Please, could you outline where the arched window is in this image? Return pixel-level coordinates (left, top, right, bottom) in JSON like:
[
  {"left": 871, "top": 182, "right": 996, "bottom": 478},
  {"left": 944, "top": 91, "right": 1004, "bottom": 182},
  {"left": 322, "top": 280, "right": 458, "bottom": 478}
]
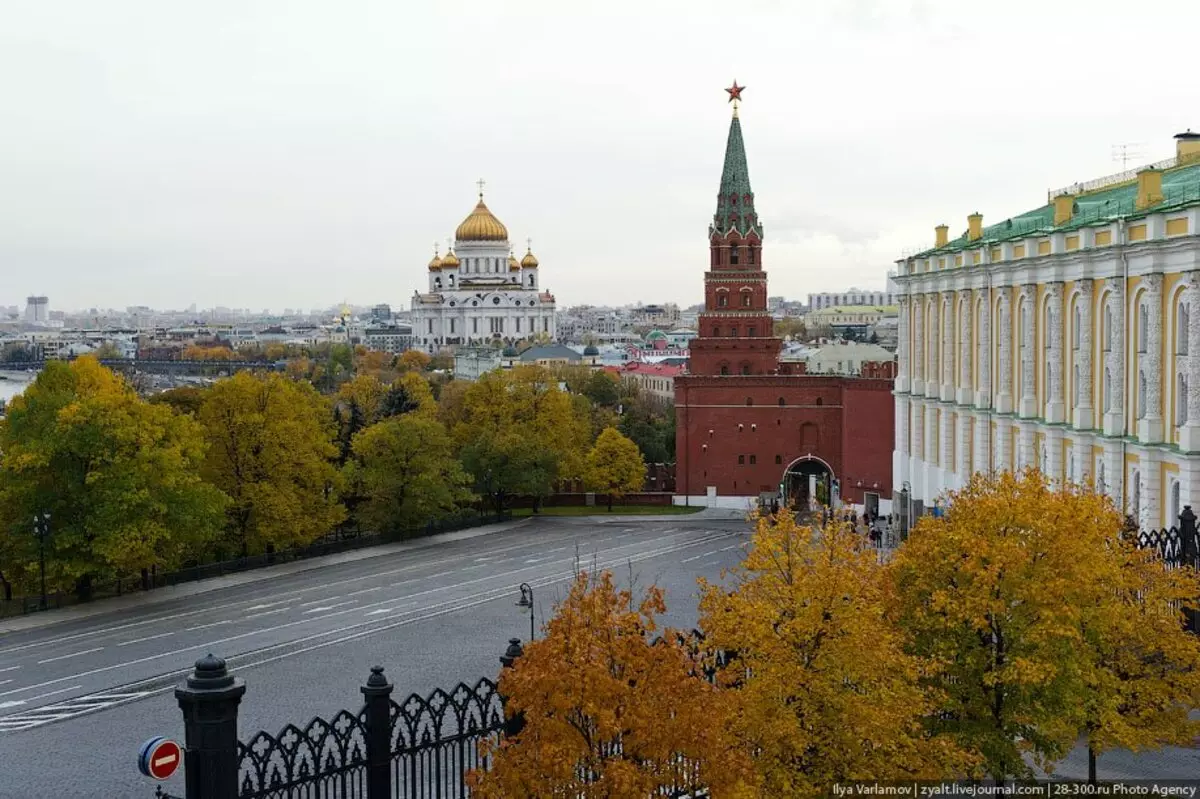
[
  {"left": 778, "top": 397, "right": 785, "bottom": 407},
  {"left": 1073, "top": 305, "right": 1081, "bottom": 351},
  {"left": 745, "top": 397, "right": 753, "bottom": 406},
  {"left": 718, "top": 294, "right": 728, "bottom": 308},
  {"left": 815, "top": 397, "right": 823, "bottom": 406},
  {"left": 741, "top": 364, "right": 751, "bottom": 375},
  {"left": 720, "top": 364, "right": 729, "bottom": 375},
  {"left": 1074, "top": 364, "right": 1081, "bottom": 405},
  {"left": 747, "top": 247, "right": 756, "bottom": 264},
  {"left": 1178, "top": 301, "right": 1190, "bottom": 355},
  {"left": 1138, "top": 370, "right": 1147, "bottom": 419},
  {"left": 1138, "top": 303, "right": 1149, "bottom": 353},
  {"left": 1104, "top": 305, "right": 1113, "bottom": 352},
  {"left": 729, "top": 244, "right": 739, "bottom": 266},
  {"left": 742, "top": 293, "right": 752, "bottom": 307},
  {"left": 1178, "top": 373, "right": 1189, "bottom": 425}
]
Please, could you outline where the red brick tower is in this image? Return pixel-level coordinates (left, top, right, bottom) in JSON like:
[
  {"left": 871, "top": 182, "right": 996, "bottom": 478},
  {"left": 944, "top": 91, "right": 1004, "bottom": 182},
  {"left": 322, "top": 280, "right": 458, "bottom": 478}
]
[{"left": 687, "top": 83, "right": 782, "bottom": 377}]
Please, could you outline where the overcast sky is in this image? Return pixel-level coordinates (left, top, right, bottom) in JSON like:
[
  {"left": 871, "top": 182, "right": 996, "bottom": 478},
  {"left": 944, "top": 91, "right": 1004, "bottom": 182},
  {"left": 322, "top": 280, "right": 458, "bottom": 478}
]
[{"left": 3, "top": 1, "right": 1198, "bottom": 314}]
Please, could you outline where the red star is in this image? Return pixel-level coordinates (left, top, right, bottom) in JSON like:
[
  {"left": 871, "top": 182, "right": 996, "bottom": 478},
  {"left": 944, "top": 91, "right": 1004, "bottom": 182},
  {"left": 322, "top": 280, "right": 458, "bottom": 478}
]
[{"left": 725, "top": 81, "right": 746, "bottom": 103}]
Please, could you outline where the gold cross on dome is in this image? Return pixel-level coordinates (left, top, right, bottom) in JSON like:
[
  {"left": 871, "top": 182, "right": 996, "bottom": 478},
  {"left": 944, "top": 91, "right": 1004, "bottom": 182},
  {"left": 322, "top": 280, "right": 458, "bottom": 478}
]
[
  {"left": 476, "top": 178, "right": 486, "bottom": 198},
  {"left": 432, "top": 241, "right": 439, "bottom": 256},
  {"left": 526, "top": 237, "right": 533, "bottom": 251}
]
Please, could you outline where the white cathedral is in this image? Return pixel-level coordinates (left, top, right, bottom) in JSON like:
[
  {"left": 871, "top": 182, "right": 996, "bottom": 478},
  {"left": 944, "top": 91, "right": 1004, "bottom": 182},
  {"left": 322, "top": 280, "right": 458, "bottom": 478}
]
[{"left": 411, "top": 190, "right": 556, "bottom": 352}]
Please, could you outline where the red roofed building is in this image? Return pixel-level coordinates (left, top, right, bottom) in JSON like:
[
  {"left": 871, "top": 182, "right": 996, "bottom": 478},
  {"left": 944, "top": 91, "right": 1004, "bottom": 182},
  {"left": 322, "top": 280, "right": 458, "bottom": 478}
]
[
  {"left": 616, "top": 361, "right": 685, "bottom": 407},
  {"left": 674, "top": 92, "right": 895, "bottom": 514}
]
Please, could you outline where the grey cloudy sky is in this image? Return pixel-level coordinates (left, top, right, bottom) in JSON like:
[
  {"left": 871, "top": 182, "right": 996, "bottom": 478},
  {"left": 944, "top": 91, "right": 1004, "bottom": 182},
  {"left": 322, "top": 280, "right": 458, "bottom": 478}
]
[{"left": 3, "top": 0, "right": 1197, "bottom": 314}]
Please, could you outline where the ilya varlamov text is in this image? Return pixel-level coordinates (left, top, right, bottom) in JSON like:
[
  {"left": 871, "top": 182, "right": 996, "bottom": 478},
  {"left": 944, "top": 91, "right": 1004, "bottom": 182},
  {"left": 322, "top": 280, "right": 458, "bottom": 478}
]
[{"left": 830, "top": 786, "right": 1199, "bottom": 799}]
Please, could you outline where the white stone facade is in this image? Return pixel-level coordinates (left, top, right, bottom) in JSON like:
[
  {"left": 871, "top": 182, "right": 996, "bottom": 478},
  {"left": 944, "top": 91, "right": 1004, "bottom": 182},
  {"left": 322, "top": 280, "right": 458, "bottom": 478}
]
[{"left": 894, "top": 206, "right": 1200, "bottom": 530}]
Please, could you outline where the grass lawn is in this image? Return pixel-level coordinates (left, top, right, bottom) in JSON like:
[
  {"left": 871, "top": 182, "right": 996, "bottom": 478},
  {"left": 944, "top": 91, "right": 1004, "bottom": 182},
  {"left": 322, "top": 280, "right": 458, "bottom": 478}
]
[{"left": 512, "top": 505, "right": 706, "bottom": 517}]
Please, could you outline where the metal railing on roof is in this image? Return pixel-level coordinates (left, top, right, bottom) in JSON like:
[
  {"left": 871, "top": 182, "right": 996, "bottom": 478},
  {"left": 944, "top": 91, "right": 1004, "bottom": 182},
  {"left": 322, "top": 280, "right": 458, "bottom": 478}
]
[{"left": 1047, "top": 150, "right": 1200, "bottom": 202}]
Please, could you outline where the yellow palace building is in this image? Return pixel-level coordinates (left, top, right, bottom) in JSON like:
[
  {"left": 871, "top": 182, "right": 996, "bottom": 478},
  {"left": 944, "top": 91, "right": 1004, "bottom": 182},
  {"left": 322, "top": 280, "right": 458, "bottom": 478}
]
[{"left": 894, "top": 130, "right": 1200, "bottom": 529}]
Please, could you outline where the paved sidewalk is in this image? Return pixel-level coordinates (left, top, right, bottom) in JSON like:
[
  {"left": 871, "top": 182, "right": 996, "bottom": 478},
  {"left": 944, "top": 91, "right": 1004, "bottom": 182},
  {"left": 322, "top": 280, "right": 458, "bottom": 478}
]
[
  {"left": 0, "top": 517, "right": 531, "bottom": 636},
  {"left": 586, "top": 507, "right": 753, "bottom": 522}
]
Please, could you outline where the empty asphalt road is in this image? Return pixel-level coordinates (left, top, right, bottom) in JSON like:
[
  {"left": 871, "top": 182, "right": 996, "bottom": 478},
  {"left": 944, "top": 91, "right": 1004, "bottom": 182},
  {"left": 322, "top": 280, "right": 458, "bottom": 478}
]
[{"left": 0, "top": 511, "right": 749, "bottom": 798}]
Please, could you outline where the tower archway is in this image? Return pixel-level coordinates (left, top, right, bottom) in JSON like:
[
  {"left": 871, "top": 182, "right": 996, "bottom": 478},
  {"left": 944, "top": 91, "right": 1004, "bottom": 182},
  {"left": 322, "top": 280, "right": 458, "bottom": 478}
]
[{"left": 781, "top": 454, "right": 834, "bottom": 513}]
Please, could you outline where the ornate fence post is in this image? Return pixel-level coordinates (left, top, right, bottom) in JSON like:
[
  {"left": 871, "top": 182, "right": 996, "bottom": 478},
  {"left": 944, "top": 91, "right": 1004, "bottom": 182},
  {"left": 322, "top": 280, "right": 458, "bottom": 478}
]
[
  {"left": 499, "top": 638, "right": 525, "bottom": 738},
  {"left": 1181, "top": 506, "right": 1199, "bottom": 633},
  {"left": 360, "top": 665, "right": 393, "bottom": 799},
  {"left": 175, "top": 654, "right": 246, "bottom": 799}
]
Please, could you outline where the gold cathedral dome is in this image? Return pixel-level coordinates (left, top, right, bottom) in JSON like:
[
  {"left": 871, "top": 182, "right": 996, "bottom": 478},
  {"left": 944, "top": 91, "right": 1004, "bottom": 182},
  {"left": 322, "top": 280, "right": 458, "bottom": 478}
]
[
  {"left": 520, "top": 246, "right": 539, "bottom": 268},
  {"left": 440, "top": 248, "right": 460, "bottom": 268},
  {"left": 454, "top": 196, "right": 509, "bottom": 242},
  {"left": 428, "top": 250, "right": 443, "bottom": 271},
  {"left": 508, "top": 252, "right": 521, "bottom": 271}
]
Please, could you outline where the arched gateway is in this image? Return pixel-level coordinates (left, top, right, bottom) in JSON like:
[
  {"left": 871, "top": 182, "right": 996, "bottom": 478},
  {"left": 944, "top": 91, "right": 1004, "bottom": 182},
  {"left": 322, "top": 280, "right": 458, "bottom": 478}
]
[{"left": 781, "top": 455, "right": 834, "bottom": 512}]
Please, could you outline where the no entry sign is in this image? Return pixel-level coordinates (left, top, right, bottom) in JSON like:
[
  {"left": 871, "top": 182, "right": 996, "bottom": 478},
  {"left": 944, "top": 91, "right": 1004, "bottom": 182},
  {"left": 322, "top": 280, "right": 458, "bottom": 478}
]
[{"left": 138, "top": 736, "right": 182, "bottom": 781}]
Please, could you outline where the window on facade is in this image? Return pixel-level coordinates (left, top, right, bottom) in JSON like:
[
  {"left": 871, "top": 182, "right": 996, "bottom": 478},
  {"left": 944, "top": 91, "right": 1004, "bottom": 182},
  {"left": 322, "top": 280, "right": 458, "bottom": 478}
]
[
  {"left": 427, "top": 320, "right": 433, "bottom": 334},
  {"left": 1104, "top": 306, "right": 1113, "bottom": 352},
  {"left": 747, "top": 248, "right": 755, "bottom": 264},
  {"left": 731, "top": 326, "right": 739, "bottom": 336},
  {"left": 472, "top": 318, "right": 479, "bottom": 334},
  {"left": 730, "top": 246, "right": 739, "bottom": 265},
  {"left": 778, "top": 397, "right": 785, "bottom": 406},
  {"left": 1139, "top": 303, "right": 1148, "bottom": 353},
  {"left": 720, "top": 365, "right": 729, "bottom": 375},
  {"left": 742, "top": 293, "right": 752, "bottom": 307},
  {"left": 816, "top": 397, "right": 823, "bottom": 406},
  {"left": 741, "top": 364, "right": 751, "bottom": 375},
  {"left": 775, "top": 454, "right": 782, "bottom": 464},
  {"left": 718, "top": 294, "right": 728, "bottom": 308},
  {"left": 749, "top": 326, "right": 756, "bottom": 337},
  {"left": 738, "top": 455, "right": 745, "bottom": 465},
  {"left": 490, "top": 317, "right": 504, "bottom": 334},
  {"left": 1179, "top": 301, "right": 1190, "bottom": 355},
  {"left": 1074, "top": 364, "right": 1081, "bottom": 406},
  {"left": 543, "top": 318, "right": 549, "bottom": 332},
  {"left": 515, "top": 318, "right": 521, "bottom": 333},
  {"left": 745, "top": 397, "right": 753, "bottom": 406},
  {"left": 749, "top": 455, "right": 757, "bottom": 465},
  {"left": 1073, "top": 306, "right": 1080, "bottom": 350},
  {"left": 1179, "top": 373, "right": 1189, "bottom": 425},
  {"left": 450, "top": 319, "right": 456, "bottom": 334}
]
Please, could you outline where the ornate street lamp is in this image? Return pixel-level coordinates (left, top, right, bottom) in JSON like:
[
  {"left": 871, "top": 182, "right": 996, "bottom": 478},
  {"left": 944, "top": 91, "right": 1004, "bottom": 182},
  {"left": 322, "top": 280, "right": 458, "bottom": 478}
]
[
  {"left": 899, "top": 481, "right": 911, "bottom": 542},
  {"left": 34, "top": 512, "right": 51, "bottom": 610},
  {"left": 516, "top": 582, "right": 535, "bottom": 641}
]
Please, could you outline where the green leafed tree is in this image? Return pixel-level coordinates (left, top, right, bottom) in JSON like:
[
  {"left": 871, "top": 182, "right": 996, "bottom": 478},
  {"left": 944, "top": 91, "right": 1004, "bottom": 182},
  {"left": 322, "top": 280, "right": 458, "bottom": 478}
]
[
  {"left": 198, "top": 371, "right": 345, "bottom": 555},
  {"left": 0, "top": 358, "right": 228, "bottom": 597},
  {"left": 585, "top": 427, "right": 646, "bottom": 511},
  {"left": 344, "top": 415, "right": 472, "bottom": 536}
]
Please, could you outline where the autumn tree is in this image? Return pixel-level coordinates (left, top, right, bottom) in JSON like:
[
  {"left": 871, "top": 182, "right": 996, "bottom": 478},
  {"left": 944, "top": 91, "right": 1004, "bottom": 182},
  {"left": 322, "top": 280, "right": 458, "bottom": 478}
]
[
  {"left": 581, "top": 370, "right": 620, "bottom": 408},
  {"left": 471, "top": 571, "right": 753, "bottom": 799},
  {"left": 888, "top": 470, "right": 1146, "bottom": 781},
  {"left": 149, "top": 385, "right": 208, "bottom": 416},
  {"left": 618, "top": 394, "right": 676, "bottom": 464},
  {"left": 182, "top": 344, "right": 236, "bottom": 361},
  {"left": 585, "top": 428, "right": 646, "bottom": 511},
  {"left": 92, "top": 342, "right": 123, "bottom": 359},
  {"left": 198, "top": 372, "right": 344, "bottom": 555},
  {"left": 453, "top": 366, "right": 590, "bottom": 511},
  {"left": 397, "top": 349, "right": 431, "bottom": 373},
  {"left": 0, "top": 358, "right": 227, "bottom": 596},
  {"left": 701, "top": 510, "right": 973, "bottom": 794},
  {"left": 345, "top": 415, "right": 472, "bottom": 536},
  {"left": 336, "top": 374, "right": 388, "bottom": 423}
]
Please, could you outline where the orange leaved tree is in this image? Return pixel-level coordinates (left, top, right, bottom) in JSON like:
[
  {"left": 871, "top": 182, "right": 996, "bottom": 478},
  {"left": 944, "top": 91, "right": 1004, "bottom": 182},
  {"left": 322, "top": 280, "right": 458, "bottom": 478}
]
[
  {"left": 700, "top": 510, "right": 974, "bottom": 795},
  {"left": 469, "top": 570, "right": 753, "bottom": 798}
]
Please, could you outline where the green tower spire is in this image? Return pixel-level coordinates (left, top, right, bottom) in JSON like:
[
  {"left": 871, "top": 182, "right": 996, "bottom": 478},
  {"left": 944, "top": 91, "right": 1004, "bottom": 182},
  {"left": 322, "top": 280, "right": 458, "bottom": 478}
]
[{"left": 711, "top": 111, "right": 761, "bottom": 239}]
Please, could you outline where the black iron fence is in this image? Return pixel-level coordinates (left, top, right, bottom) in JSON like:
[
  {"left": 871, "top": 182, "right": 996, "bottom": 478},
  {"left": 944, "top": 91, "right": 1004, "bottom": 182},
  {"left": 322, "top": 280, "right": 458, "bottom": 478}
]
[
  {"left": 161, "top": 636, "right": 714, "bottom": 799},
  {"left": 1, "top": 512, "right": 510, "bottom": 619},
  {"left": 1130, "top": 505, "right": 1200, "bottom": 633}
]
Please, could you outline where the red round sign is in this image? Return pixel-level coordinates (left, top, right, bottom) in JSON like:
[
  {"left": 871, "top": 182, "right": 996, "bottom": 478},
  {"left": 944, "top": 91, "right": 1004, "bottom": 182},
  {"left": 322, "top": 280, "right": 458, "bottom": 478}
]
[{"left": 145, "top": 738, "right": 182, "bottom": 780}]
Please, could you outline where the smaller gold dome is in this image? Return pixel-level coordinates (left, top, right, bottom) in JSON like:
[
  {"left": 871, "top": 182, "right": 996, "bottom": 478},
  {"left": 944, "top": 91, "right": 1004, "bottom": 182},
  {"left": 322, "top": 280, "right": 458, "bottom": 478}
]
[
  {"left": 455, "top": 198, "right": 509, "bottom": 242},
  {"left": 508, "top": 253, "right": 521, "bottom": 271},
  {"left": 428, "top": 252, "right": 443, "bottom": 271},
  {"left": 520, "top": 247, "right": 539, "bottom": 268},
  {"left": 440, "top": 248, "right": 460, "bottom": 268}
]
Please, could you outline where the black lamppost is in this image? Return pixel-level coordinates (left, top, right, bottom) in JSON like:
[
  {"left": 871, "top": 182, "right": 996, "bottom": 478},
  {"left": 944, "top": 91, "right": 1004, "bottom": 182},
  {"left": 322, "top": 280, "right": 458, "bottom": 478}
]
[
  {"left": 898, "top": 481, "right": 911, "bottom": 542},
  {"left": 34, "top": 512, "right": 50, "bottom": 610},
  {"left": 516, "top": 583, "right": 535, "bottom": 641}
]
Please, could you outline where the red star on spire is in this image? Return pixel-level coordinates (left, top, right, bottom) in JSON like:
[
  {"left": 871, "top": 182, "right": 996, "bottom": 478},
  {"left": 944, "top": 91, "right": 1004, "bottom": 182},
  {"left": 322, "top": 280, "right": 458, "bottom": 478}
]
[{"left": 725, "top": 81, "right": 746, "bottom": 103}]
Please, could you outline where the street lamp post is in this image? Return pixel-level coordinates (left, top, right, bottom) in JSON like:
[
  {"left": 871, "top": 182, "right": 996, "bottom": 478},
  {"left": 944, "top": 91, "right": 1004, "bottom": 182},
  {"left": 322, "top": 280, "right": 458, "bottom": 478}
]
[
  {"left": 34, "top": 512, "right": 51, "bottom": 610},
  {"left": 516, "top": 582, "right": 535, "bottom": 641},
  {"left": 899, "top": 481, "right": 911, "bottom": 542}
]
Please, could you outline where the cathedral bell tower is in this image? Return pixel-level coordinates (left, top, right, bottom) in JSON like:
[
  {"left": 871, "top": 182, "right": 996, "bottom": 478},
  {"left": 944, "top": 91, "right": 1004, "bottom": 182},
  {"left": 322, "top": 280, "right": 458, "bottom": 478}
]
[{"left": 687, "top": 83, "right": 782, "bottom": 377}]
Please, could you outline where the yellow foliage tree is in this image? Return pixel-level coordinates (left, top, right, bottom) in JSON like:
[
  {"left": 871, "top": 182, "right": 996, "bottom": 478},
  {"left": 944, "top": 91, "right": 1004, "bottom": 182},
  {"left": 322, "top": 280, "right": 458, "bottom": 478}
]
[
  {"left": 700, "top": 510, "right": 973, "bottom": 795},
  {"left": 397, "top": 349, "right": 431, "bottom": 373},
  {"left": 336, "top": 374, "right": 388, "bottom": 423},
  {"left": 182, "top": 344, "right": 236, "bottom": 361},
  {"left": 886, "top": 470, "right": 1199, "bottom": 782},
  {"left": 585, "top": 427, "right": 646, "bottom": 511},
  {"left": 471, "top": 571, "right": 753, "bottom": 799},
  {"left": 198, "top": 372, "right": 345, "bottom": 555}
]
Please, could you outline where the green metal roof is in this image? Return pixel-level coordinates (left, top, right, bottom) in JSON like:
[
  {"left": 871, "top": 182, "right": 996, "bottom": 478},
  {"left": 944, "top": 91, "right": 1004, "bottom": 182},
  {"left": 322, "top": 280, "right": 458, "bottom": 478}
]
[
  {"left": 710, "top": 115, "right": 762, "bottom": 238},
  {"left": 915, "top": 160, "right": 1200, "bottom": 258}
]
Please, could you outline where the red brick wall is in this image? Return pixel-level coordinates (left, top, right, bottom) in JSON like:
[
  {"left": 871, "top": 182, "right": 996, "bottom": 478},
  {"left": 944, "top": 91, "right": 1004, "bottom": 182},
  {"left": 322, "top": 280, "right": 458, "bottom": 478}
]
[{"left": 676, "top": 375, "right": 893, "bottom": 503}]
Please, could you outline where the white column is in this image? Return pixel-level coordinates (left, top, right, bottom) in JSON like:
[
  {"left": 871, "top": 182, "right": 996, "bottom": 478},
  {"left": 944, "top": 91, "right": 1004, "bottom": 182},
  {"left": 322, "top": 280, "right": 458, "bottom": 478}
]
[
  {"left": 927, "top": 296, "right": 939, "bottom": 399},
  {"left": 896, "top": 298, "right": 910, "bottom": 393},
  {"left": 1180, "top": 457, "right": 1200, "bottom": 520},
  {"left": 941, "top": 297, "right": 955, "bottom": 402},
  {"left": 1046, "top": 282, "right": 1066, "bottom": 423},
  {"left": 997, "top": 291, "right": 1013, "bottom": 414},
  {"left": 911, "top": 295, "right": 924, "bottom": 395},
  {"left": 995, "top": 419, "right": 1012, "bottom": 473},
  {"left": 1047, "top": 427, "right": 1064, "bottom": 485},
  {"left": 910, "top": 398, "right": 925, "bottom": 499},
  {"left": 1019, "top": 284, "right": 1038, "bottom": 418},
  {"left": 1141, "top": 449, "right": 1161, "bottom": 528},
  {"left": 1018, "top": 423, "right": 1035, "bottom": 472},
  {"left": 1103, "top": 440, "right": 1125, "bottom": 513},
  {"left": 1104, "top": 277, "right": 1126, "bottom": 436},
  {"left": 894, "top": 395, "right": 910, "bottom": 488},
  {"left": 974, "top": 413, "right": 990, "bottom": 474},
  {"left": 925, "top": 405, "right": 938, "bottom": 499},
  {"left": 1075, "top": 280, "right": 1094, "bottom": 430},
  {"left": 976, "top": 290, "right": 991, "bottom": 409},
  {"left": 941, "top": 409, "right": 954, "bottom": 482},
  {"left": 958, "top": 290, "right": 973, "bottom": 405},
  {"left": 1181, "top": 272, "right": 1200, "bottom": 451},
  {"left": 958, "top": 411, "right": 973, "bottom": 481},
  {"left": 1138, "top": 273, "right": 1164, "bottom": 443}
]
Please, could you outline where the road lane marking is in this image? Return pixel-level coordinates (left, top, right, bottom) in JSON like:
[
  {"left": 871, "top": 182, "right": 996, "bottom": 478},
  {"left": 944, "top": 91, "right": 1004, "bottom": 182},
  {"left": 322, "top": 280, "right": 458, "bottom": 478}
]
[
  {"left": 0, "top": 530, "right": 738, "bottom": 708},
  {"left": 302, "top": 600, "right": 357, "bottom": 614},
  {"left": 244, "top": 600, "right": 292, "bottom": 611},
  {"left": 0, "top": 680, "right": 10, "bottom": 687},
  {"left": 37, "top": 647, "right": 104, "bottom": 664},
  {"left": 0, "top": 520, "right": 703, "bottom": 655},
  {"left": 0, "top": 666, "right": 20, "bottom": 674},
  {"left": 118, "top": 632, "right": 175, "bottom": 647},
  {"left": 184, "top": 620, "right": 231, "bottom": 632},
  {"left": 243, "top": 607, "right": 292, "bottom": 620},
  {"left": 0, "top": 685, "right": 83, "bottom": 708},
  {"left": 719, "top": 545, "right": 740, "bottom": 552}
]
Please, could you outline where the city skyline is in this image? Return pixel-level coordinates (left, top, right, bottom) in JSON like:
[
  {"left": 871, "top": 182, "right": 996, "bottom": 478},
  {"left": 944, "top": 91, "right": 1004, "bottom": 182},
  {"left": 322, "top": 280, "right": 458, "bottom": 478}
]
[{"left": 2, "top": 0, "right": 1196, "bottom": 311}]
